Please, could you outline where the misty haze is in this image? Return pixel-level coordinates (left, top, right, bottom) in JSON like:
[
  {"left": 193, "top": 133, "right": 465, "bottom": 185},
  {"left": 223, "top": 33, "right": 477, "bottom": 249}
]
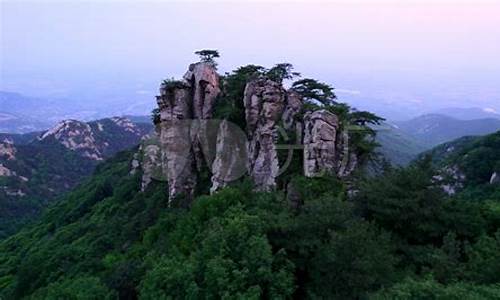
[{"left": 1, "top": 1, "right": 500, "bottom": 299}]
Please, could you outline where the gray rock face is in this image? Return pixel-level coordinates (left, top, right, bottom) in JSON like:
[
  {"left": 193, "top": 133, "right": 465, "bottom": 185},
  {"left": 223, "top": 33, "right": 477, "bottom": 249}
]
[
  {"left": 491, "top": 172, "right": 500, "bottom": 184},
  {"left": 156, "top": 63, "right": 221, "bottom": 201},
  {"left": 39, "top": 120, "right": 103, "bottom": 160},
  {"left": 184, "top": 62, "right": 221, "bottom": 171},
  {"left": 303, "top": 110, "right": 339, "bottom": 177},
  {"left": 282, "top": 90, "right": 303, "bottom": 131},
  {"left": 130, "top": 131, "right": 169, "bottom": 191},
  {"left": 336, "top": 129, "right": 358, "bottom": 178},
  {"left": 0, "top": 141, "right": 16, "bottom": 161},
  {"left": 244, "top": 78, "right": 286, "bottom": 191},
  {"left": 141, "top": 144, "right": 162, "bottom": 190},
  {"left": 210, "top": 120, "right": 248, "bottom": 193},
  {"left": 0, "top": 163, "right": 14, "bottom": 177},
  {"left": 157, "top": 85, "right": 196, "bottom": 201},
  {"left": 183, "top": 62, "right": 221, "bottom": 119},
  {"left": 153, "top": 60, "right": 365, "bottom": 201}
]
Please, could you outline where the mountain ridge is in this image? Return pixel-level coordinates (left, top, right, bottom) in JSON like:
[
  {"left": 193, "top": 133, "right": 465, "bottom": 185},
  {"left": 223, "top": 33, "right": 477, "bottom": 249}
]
[{"left": 0, "top": 117, "right": 153, "bottom": 237}]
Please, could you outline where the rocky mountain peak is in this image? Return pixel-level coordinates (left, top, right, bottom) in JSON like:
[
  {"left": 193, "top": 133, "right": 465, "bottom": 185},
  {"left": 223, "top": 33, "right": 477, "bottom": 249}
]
[
  {"left": 147, "top": 59, "right": 363, "bottom": 202},
  {"left": 109, "top": 117, "right": 144, "bottom": 135},
  {"left": 37, "top": 117, "right": 151, "bottom": 161},
  {"left": 154, "top": 62, "right": 221, "bottom": 201},
  {"left": 183, "top": 62, "right": 221, "bottom": 119},
  {"left": 39, "top": 119, "right": 103, "bottom": 160}
]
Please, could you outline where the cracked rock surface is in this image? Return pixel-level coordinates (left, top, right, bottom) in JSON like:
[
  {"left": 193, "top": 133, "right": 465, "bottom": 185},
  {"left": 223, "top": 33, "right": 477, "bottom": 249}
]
[
  {"left": 303, "top": 110, "right": 339, "bottom": 177},
  {"left": 244, "top": 78, "right": 286, "bottom": 191}
]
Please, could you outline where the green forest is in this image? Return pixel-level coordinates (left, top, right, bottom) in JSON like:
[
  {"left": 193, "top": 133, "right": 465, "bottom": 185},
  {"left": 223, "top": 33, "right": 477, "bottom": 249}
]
[
  {"left": 1, "top": 59, "right": 500, "bottom": 299},
  {"left": 0, "top": 131, "right": 499, "bottom": 299}
]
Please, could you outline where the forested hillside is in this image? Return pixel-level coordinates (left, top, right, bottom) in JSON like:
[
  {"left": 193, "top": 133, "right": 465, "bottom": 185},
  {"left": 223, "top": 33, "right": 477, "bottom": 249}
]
[
  {"left": 1, "top": 55, "right": 499, "bottom": 298},
  {"left": 0, "top": 117, "right": 152, "bottom": 237},
  {"left": 1, "top": 141, "right": 499, "bottom": 298}
]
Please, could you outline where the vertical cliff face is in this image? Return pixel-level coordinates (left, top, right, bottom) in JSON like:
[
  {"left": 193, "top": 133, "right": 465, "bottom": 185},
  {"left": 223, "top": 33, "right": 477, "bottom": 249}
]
[
  {"left": 282, "top": 90, "right": 303, "bottom": 132},
  {"left": 210, "top": 120, "right": 248, "bottom": 193},
  {"left": 303, "top": 110, "right": 339, "bottom": 177},
  {"left": 244, "top": 78, "right": 286, "bottom": 191},
  {"left": 155, "top": 63, "right": 222, "bottom": 201},
  {"left": 157, "top": 86, "right": 196, "bottom": 201},
  {"left": 184, "top": 62, "right": 221, "bottom": 172},
  {"left": 183, "top": 62, "right": 221, "bottom": 119},
  {"left": 336, "top": 129, "right": 358, "bottom": 178},
  {"left": 152, "top": 59, "right": 364, "bottom": 203}
]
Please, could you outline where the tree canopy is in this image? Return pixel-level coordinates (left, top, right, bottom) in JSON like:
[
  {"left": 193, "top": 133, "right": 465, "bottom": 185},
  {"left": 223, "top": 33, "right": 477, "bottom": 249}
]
[
  {"left": 292, "top": 78, "right": 336, "bottom": 106},
  {"left": 194, "top": 49, "right": 220, "bottom": 65},
  {"left": 266, "top": 63, "right": 300, "bottom": 83}
]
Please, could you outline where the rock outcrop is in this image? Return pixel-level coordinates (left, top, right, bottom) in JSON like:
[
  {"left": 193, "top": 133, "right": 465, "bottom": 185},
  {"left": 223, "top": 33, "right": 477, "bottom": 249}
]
[
  {"left": 303, "top": 110, "right": 339, "bottom": 177},
  {"left": 38, "top": 118, "right": 150, "bottom": 161},
  {"left": 40, "top": 120, "right": 103, "bottom": 160},
  {"left": 130, "top": 133, "right": 165, "bottom": 191},
  {"left": 0, "top": 141, "right": 16, "bottom": 161},
  {"left": 210, "top": 120, "right": 248, "bottom": 193},
  {"left": 184, "top": 63, "right": 221, "bottom": 171},
  {"left": 491, "top": 172, "right": 500, "bottom": 185},
  {"left": 336, "top": 129, "right": 358, "bottom": 178},
  {"left": 244, "top": 78, "right": 286, "bottom": 191},
  {"left": 109, "top": 117, "right": 145, "bottom": 135},
  {"left": 155, "top": 62, "right": 221, "bottom": 201},
  {"left": 433, "top": 165, "right": 466, "bottom": 195},
  {"left": 151, "top": 59, "right": 365, "bottom": 203},
  {"left": 282, "top": 90, "right": 303, "bottom": 131},
  {"left": 0, "top": 163, "right": 13, "bottom": 177},
  {"left": 157, "top": 84, "right": 197, "bottom": 201},
  {"left": 183, "top": 62, "right": 221, "bottom": 119}
]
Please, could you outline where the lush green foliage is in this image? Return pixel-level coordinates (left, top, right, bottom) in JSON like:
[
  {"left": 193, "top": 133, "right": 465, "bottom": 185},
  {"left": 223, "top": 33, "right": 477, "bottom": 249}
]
[
  {"left": 1, "top": 142, "right": 499, "bottom": 299},
  {"left": 291, "top": 78, "right": 336, "bottom": 107},
  {"left": 266, "top": 63, "right": 300, "bottom": 84}
]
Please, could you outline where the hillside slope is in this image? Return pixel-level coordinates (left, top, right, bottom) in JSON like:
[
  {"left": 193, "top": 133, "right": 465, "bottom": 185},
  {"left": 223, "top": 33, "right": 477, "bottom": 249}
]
[
  {"left": 375, "top": 123, "right": 428, "bottom": 166},
  {"left": 0, "top": 117, "right": 152, "bottom": 237},
  {"left": 426, "top": 130, "right": 500, "bottom": 191},
  {"left": 1, "top": 139, "right": 499, "bottom": 299}
]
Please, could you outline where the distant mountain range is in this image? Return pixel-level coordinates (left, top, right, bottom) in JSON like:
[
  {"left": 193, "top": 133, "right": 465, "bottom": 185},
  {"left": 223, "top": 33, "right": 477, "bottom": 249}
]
[
  {"left": 377, "top": 113, "right": 500, "bottom": 165},
  {"left": 431, "top": 107, "right": 500, "bottom": 120},
  {"left": 0, "top": 91, "right": 153, "bottom": 133},
  {"left": 3, "top": 89, "right": 500, "bottom": 170},
  {"left": 0, "top": 117, "right": 153, "bottom": 237},
  {"left": 394, "top": 114, "right": 500, "bottom": 147}
]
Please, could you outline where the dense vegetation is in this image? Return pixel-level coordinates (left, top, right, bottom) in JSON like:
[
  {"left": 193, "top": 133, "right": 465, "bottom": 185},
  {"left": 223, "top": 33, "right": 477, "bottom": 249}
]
[
  {"left": 426, "top": 131, "right": 500, "bottom": 187},
  {"left": 1, "top": 130, "right": 499, "bottom": 299},
  {"left": 0, "top": 118, "right": 152, "bottom": 238},
  {"left": 1, "top": 57, "right": 499, "bottom": 298}
]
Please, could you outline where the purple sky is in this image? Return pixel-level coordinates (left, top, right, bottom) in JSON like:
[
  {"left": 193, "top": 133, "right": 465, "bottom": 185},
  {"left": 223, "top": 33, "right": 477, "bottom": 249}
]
[{"left": 1, "top": 0, "right": 500, "bottom": 119}]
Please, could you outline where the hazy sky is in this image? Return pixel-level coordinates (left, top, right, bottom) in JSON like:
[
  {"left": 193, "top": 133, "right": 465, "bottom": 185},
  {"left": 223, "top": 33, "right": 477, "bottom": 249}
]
[{"left": 1, "top": 0, "right": 500, "bottom": 119}]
